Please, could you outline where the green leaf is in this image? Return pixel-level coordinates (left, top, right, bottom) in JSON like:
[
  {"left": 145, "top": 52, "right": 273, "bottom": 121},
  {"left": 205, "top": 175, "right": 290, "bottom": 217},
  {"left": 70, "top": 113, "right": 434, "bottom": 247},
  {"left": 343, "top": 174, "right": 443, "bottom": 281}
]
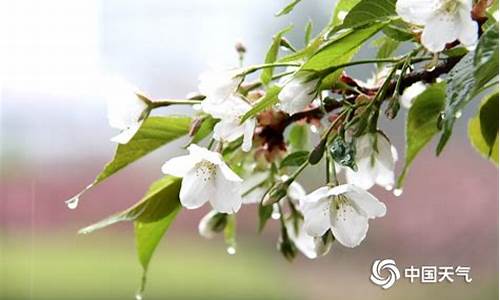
[
  {"left": 80, "top": 175, "right": 183, "bottom": 294},
  {"left": 79, "top": 176, "right": 182, "bottom": 233},
  {"left": 241, "top": 85, "right": 282, "bottom": 123},
  {"left": 474, "top": 24, "right": 499, "bottom": 88},
  {"left": 382, "top": 20, "right": 414, "bottom": 41},
  {"left": 261, "top": 26, "right": 293, "bottom": 86},
  {"left": 287, "top": 123, "right": 309, "bottom": 151},
  {"left": 374, "top": 35, "right": 400, "bottom": 69},
  {"left": 302, "top": 22, "right": 386, "bottom": 71},
  {"left": 304, "top": 20, "right": 313, "bottom": 46},
  {"left": 468, "top": 91, "right": 499, "bottom": 165},
  {"left": 437, "top": 25, "right": 499, "bottom": 154},
  {"left": 330, "top": 0, "right": 361, "bottom": 27},
  {"left": 73, "top": 116, "right": 190, "bottom": 199},
  {"left": 280, "top": 151, "right": 309, "bottom": 168},
  {"left": 258, "top": 203, "right": 273, "bottom": 232},
  {"left": 275, "top": 0, "right": 302, "bottom": 17},
  {"left": 339, "top": 0, "right": 396, "bottom": 29},
  {"left": 398, "top": 83, "right": 446, "bottom": 187},
  {"left": 190, "top": 116, "right": 218, "bottom": 144}
]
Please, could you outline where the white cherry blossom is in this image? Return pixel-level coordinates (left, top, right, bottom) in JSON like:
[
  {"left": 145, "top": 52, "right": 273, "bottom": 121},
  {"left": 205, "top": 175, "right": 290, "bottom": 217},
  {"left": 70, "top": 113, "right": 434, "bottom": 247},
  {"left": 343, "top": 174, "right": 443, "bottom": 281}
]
[
  {"left": 162, "top": 144, "right": 243, "bottom": 214},
  {"left": 199, "top": 69, "right": 242, "bottom": 104},
  {"left": 396, "top": 0, "right": 478, "bottom": 52},
  {"left": 345, "top": 132, "right": 398, "bottom": 190},
  {"left": 202, "top": 95, "right": 256, "bottom": 152},
  {"left": 106, "top": 83, "right": 150, "bottom": 144},
  {"left": 300, "top": 184, "right": 386, "bottom": 248},
  {"left": 285, "top": 218, "right": 332, "bottom": 259},
  {"left": 278, "top": 73, "right": 319, "bottom": 115}
]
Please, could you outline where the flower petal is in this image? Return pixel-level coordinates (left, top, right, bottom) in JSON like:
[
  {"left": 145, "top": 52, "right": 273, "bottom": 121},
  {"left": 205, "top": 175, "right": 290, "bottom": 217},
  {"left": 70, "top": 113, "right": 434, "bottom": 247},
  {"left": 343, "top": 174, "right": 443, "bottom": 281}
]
[
  {"left": 285, "top": 219, "right": 324, "bottom": 259},
  {"left": 345, "top": 158, "right": 376, "bottom": 190},
  {"left": 179, "top": 167, "right": 213, "bottom": 209},
  {"left": 396, "top": 0, "right": 438, "bottom": 25},
  {"left": 210, "top": 167, "right": 243, "bottom": 213},
  {"left": 213, "top": 120, "right": 244, "bottom": 142},
  {"left": 187, "top": 144, "right": 222, "bottom": 165},
  {"left": 218, "top": 163, "right": 243, "bottom": 182},
  {"left": 242, "top": 119, "right": 256, "bottom": 152},
  {"left": 333, "top": 184, "right": 387, "bottom": 218},
  {"left": 161, "top": 154, "right": 198, "bottom": 177},
  {"left": 287, "top": 181, "right": 306, "bottom": 205},
  {"left": 421, "top": 12, "right": 459, "bottom": 52},
  {"left": 457, "top": 8, "right": 478, "bottom": 47},
  {"left": 330, "top": 202, "right": 369, "bottom": 248},
  {"left": 301, "top": 194, "right": 331, "bottom": 237}
]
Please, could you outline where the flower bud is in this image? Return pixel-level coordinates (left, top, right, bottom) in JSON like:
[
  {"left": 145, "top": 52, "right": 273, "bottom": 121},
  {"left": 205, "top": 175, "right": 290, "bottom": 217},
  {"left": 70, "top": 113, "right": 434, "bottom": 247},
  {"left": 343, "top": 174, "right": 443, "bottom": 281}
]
[
  {"left": 262, "top": 181, "right": 290, "bottom": 206},
  {"left": 277, "top": 228, "right": 297, "bottom": 262},
  {"left": 198, "top": 211, "right": 228, "bottom": 239}
]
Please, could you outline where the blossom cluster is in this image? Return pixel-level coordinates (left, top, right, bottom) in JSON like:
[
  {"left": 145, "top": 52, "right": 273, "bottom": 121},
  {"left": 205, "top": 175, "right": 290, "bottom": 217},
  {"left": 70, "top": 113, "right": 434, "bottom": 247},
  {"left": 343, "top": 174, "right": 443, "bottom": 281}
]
[{"left": 77, "top": 0, "right": 492, "bottom": 265}]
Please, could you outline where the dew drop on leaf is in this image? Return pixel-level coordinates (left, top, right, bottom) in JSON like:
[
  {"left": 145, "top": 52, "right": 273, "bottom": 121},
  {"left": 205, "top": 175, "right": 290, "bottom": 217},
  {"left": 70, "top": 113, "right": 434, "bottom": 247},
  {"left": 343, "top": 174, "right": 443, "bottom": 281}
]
[
  {"left": 454, "top": 110, "right": 462, "bottom": 119},
  {"left": 393, "top": 188, "right": 403, "bottom": 197}
]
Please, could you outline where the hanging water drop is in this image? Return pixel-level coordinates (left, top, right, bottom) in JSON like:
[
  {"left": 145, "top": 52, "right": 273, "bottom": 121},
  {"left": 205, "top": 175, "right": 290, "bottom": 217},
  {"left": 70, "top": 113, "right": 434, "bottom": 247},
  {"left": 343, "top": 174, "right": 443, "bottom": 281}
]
[
  {"left": 384, "top": 185, "right": 393, "bottom": 191},
  {"left": 65, "top": 196, "right": 79, "bottom": 210},
  {"left": 135, "top": 292, "right": 143, "bottom": 300},
  {"left": 393, "top": 188, "right": 403, "bottom": 197},
  {"left": 310, "top": 125, "right": 318, "bottom": 134},
  {"left": 271, "top": 203, "right": 281, "bottom": 220},
  {"left": 226, "top": 246, "right": 236, "bottom": 255},
  {"left": 454, "top": 110, "right": 462, "bottom": 119}
]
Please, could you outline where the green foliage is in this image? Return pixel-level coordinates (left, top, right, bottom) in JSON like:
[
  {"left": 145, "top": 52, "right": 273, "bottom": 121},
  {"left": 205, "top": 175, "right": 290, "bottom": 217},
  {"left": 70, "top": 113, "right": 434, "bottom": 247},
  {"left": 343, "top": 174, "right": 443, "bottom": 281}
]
[
  {"left": 275, "top": 0, "right": 302, "bottom": 17},
  {"left": 302, "top": 23, "right": 386, "bottom": 71},
  {"left": 258, "top": 203, "right": 274, "bottom": 232},
  {"left": 330, "top": 0, "right": 361, "bottom": 27},
  {"left": 382, "top": 20, "right": 414, "bottom": 41},
  {"left": 287, "top": 123, "right": 309, "bottom": 151},
  {"left": 398, "top": 83, "right": 446, "bottom": 188},
  {"left": 339, "top": 0, "right": 396, "bottom": 29},
  {"left": 190, "top": 116, "right": 218, "bottom": 144},
  {"left": 261, "top": 26, "right": 293, "bottom": 86},
  {"left": 280, "top": 151, "right": 309, "bottom": 168},
  {"left": 73, "top": 116, "right": 190, "bottom": 200},
  {"left": 437, "top": 24, "right": 499, "bottom": 154},
  {"left": 304, "top": 20, "right": 313, "bottom": 46},
  {"left": 241, "top": 85, "right": 282, "bottom": 122},
  {"left": 80, "top": 176, "right": 182, "bottom": 293},
  {"left": 468, "top": 91, "right": 499, "bottom": 165},
  {"left": 474, "top": 24, "right": 499, "bottom": 88},
  {"left": 374, "top": 35, "right": 400, "bottom": 69}
]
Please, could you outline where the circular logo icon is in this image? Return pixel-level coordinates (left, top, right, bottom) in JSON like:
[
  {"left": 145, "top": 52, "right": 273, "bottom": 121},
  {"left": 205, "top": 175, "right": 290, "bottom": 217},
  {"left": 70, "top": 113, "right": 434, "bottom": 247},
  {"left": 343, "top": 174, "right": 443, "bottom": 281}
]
[{"left": 370, "top": 259, "right": 401, "bottom": 289}]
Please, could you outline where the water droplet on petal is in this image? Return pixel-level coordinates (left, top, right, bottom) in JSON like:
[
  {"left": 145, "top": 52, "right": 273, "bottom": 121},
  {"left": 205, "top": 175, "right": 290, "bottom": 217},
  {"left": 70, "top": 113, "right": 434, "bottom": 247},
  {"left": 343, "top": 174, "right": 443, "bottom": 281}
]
[
  {"left": 455, "top": 111, "right": 462, "bottom": 119},
  {"left": 226, "top": 246, "right": 236, "bottom": 255},
  {"left": 385, "top": 185, "right": 393, "bottom": 191},
  {"left": 65, "top": 196, "right": 79, "bottom": 210},
  {"left": 393, "top": 188, "right": 403, "bottom": 197},
  {"left": 135, "top": 292, "right": 143, "bottom": 300}
]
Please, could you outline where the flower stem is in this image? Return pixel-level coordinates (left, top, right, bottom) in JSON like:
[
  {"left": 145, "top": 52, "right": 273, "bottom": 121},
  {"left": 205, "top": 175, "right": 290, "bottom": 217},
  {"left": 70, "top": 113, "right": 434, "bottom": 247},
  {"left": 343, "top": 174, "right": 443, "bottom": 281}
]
[{"left": 151, "top": 99, "right": 202, "bottom": 108}]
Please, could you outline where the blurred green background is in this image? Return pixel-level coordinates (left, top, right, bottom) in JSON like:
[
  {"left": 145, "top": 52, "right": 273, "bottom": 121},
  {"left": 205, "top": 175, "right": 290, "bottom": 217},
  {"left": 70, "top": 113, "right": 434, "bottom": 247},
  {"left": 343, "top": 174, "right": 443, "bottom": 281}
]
[{"left": 1, "top": 0, "right": 498, "bottom": 299}]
